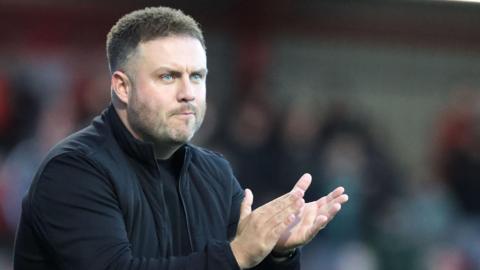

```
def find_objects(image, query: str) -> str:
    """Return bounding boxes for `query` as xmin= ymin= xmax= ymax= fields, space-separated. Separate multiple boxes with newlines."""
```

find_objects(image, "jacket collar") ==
xmin=104 ymin=104 xmax=190 ymax=166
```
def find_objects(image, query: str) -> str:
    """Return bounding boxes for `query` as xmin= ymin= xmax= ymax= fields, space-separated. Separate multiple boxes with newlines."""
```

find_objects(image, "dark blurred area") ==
xmin=1 ymin=0 xmax=480 ymax=269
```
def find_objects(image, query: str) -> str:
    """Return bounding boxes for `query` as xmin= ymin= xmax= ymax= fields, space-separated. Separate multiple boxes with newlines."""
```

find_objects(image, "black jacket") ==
xmin=14 ymin=105 xmax=300 ymax=270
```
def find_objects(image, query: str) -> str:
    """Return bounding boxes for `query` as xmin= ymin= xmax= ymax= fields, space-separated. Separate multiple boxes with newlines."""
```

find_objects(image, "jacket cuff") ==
xmin=262 ymin=248 xmax=301 ymax=270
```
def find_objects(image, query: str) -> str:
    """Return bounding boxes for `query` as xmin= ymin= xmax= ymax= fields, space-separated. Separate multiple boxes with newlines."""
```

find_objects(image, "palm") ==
xmin=274 ymin=187 xmax=348 ymax=252
xmin=276 ymin=202 xmax=318 ymax=248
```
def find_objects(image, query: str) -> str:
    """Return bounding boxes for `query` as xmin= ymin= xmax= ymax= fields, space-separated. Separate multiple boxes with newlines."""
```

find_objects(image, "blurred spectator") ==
xmin=375 ymin=173 xmax=457 ymax=270
xmin=454 ymin=218 xmax=480 ymax=270
xmin=191 ymin=102 xmax=221 ymax=147
xmin=0 ymin=71 xmax=41 ymax=154
xmin=216 ymin=95 xmax=280 ymax=207
xmin=334 ymin=241 xmax=379 ymax=270
xmin=435 ymin=88 xmax=480 ymax=216
xmin=0 ymin=95 xmax=76 ymax=235
xmin=275 ymin=97 xmax=323 ymax=202
xmin=422 ymin=244 xmax=469 ymax=270
xmin=303 ymin=240 xmax=379 ymax=270
xmin=0 ymin=74 xmax=12 ymax=154
xmin=71 ymin=67 xmax=110 ymax=127
xmin=314 ymin=101 xmax=401 ymax=242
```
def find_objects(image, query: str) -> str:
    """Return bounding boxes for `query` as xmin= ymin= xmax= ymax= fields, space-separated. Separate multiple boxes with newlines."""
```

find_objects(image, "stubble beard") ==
xmin=127 ymin=98 xmax=206 ymax=147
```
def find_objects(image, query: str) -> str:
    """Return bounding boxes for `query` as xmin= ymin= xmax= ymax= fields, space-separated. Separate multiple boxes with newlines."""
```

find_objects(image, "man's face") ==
xmin=126 ymin=35 xmax=207 ymax=146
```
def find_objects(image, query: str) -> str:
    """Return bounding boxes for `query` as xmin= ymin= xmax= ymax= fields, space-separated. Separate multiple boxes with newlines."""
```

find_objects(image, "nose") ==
xmin=177 ymin=76 xmax=195 ymax=102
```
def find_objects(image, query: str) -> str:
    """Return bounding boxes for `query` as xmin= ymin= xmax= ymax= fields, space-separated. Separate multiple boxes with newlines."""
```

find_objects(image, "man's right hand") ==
xmin=229 ymin=174 xmax=311 ymax=269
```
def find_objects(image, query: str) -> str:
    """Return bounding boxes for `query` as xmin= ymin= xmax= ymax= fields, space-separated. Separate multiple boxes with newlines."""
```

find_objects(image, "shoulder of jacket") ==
xmin=37 ymin=121 xmax=119 ymax=178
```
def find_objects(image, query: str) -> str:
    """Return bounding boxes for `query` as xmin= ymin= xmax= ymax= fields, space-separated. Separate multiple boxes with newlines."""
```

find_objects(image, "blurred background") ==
xmin=1 ymin=0 xmax=480 ymax=269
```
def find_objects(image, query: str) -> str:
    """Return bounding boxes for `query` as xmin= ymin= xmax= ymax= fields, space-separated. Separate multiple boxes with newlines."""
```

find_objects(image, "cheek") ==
xmin=196 ymin=87 xmax=207 ymax=103
xmin=136 ymin=87 xmax=167 ymax=111
xmin=196 ymin=96 xmax=207 ymax=114
xmin=132 ymin=93 xmax=162 ymax=123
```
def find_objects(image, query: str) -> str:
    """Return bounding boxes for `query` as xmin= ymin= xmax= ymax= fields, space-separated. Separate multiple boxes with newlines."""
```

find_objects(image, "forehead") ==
xmin=136 ymin=35 xmax=207 ymax=70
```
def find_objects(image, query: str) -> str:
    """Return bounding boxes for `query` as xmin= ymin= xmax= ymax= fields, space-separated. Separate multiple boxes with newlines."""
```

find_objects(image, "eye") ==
xmin=160 ymin=73 xmax=174 ymax=82
xmin=190 ymin=73 xmax=204 ymax=82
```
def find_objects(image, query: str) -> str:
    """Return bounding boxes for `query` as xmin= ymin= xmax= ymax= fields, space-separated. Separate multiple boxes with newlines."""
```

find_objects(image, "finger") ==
xmin=309 ymin=199 xmax=347 ymax=240
xmin=316 ymin=187 xmax=346 ymax=207
xmin=336 ymin=194 xmax=349 ymax=204
xmin=262 ymin=173 xmax=312 ymax=212
xmin=257 ymin=183 xmax=305 ymax=220
xmin=292 ymin=173 xmax=312 ymax=194
xmin=326 ymin=186 xmax=345 ymax=202
xmin=253 ymin=174 xmax=313 ymax=226
xmin=270 ymin=213 xmax=297 ymax=241
xmin=240 ymin=188 xmax=253 ymax=221
xmin=310 ymin=215 xmax=329 ymax=236
xmin=328 ymin=203 xmax=342 ymax=216
xmin=295 ymin=204 xmax=317 ymax=236
xmin=321 ymin=202 xmax=342 ymax=223
xmin=319 ymin=193 xmax=349 ymax=208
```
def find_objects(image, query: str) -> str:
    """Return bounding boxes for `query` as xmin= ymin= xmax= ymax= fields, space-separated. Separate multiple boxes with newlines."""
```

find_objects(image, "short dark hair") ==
xmin=106 ymin=6 xmax=205 ymax=74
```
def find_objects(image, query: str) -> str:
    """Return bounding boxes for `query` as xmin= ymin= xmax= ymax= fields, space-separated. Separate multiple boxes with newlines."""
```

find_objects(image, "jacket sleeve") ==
xmin=227 ymin=173 xmax=301 ymax=270
xmin=227 ymin=175 xmax=243 ymax=240
xmin=26 ymin=153 xmax=240 ymax=270
xmin=253 ymin=250 xmax=301 ymax=270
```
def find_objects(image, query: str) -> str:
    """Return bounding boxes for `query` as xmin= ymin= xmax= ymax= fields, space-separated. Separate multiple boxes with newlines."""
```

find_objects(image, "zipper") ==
xmin=178 ymin=146 xmax=194 ymax=252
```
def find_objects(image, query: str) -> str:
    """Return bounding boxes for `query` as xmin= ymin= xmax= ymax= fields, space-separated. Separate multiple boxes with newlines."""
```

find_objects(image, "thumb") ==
xmin=240 ymin=188 xmax=253 ymax=221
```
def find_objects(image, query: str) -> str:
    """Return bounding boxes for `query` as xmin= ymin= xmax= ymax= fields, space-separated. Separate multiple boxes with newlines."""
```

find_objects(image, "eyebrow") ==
xmin=152 ymin=66 xmax=208 ymax=75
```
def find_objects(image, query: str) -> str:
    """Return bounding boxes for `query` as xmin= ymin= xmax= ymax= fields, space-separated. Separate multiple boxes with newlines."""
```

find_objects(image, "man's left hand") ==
xmin=273 ymin=177 xmax=349 ymax=254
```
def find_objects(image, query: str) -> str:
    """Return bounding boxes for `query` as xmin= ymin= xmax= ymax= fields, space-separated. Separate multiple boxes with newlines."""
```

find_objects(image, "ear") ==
xmin=111 ymin=70 xmax=132 ymax=105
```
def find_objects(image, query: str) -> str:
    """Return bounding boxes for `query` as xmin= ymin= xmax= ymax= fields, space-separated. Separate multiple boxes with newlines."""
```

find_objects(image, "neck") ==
xmin=153 ymin=143 xmax=182 ymax=160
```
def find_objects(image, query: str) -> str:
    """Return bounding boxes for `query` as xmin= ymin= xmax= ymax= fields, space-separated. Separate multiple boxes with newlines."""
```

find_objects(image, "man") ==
xmin=13 ymin=6 xmax=348 ymax=270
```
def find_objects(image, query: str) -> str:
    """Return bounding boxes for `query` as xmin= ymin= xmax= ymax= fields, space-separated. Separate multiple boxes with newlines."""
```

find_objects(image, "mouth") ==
xmin=172 ymin=111 xmax=196 ymax=119
xmin=176 ymin=111 xmax=195 ymax=115
xmin=170 ymin=104 xmax=197 ymax=119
